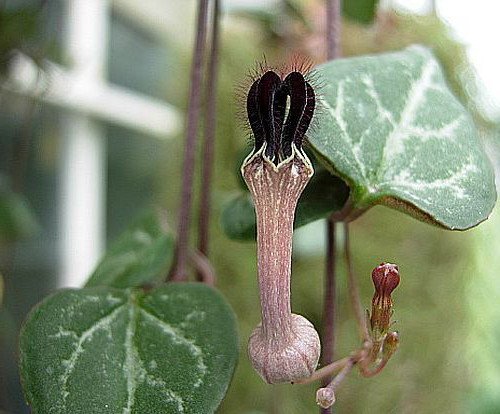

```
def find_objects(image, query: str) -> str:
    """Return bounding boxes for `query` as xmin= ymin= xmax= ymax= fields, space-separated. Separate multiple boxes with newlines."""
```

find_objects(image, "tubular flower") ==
xmin=242 ymin=68 xmax=320 ymax=383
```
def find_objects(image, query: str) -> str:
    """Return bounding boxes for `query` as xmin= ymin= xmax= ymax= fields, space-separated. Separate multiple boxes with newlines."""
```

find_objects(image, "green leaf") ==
xmin=86 ymin=211 xmax=174 ymax=288
xmin=221 ymin=169 xmax=349 ymax=241
xmin=309 ymin=46 xmax=496 ymax=230
xmin=0 ymin=187 xmax=39 ymax=243
xmin=221 ymin=192 xmax=256 ymax=241
xmin=0 ymin=5 xmax=43 ymax=75
xmin=20 ymin=283 xmax=238 ymax=414
xmin=342 ymin=0 xmax=379 ymax=25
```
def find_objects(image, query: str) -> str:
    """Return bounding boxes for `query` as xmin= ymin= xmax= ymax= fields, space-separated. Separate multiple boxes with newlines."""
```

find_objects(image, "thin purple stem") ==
xmin=327 ymin=357 xmax=355 ymax=391
xmin=198 ymin=0 xmax=220 ymax=264
xmin=344 ymin=222 xmax=370 ymax=341
xmin=322 ymin=0 xmax=341 ymax=412
xmin=170 ymin=0 xmax=210 ymax=282
xmin=321 ymin=217 xmax=336 ymax=400
xmin=190 ymin=249 xmax=216 ymax=286
xmin=321 ymin=218 xmax=336 ymax=414
xmin=326 ymin=0 xmax=341 ymax=60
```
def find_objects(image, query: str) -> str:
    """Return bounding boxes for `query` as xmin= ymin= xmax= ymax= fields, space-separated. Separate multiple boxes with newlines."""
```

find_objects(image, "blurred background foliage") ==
xmin=0 ymin=0 xmax=499 ymax=413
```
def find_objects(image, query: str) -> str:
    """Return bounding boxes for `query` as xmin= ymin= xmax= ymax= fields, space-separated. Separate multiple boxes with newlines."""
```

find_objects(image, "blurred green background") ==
xmin=1 ymin=1 xmax=500 ymax=413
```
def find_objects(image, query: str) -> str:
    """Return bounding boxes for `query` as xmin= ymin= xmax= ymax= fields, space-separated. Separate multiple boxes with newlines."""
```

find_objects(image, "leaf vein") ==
xmin=60 ymin=303 xmax=126 ymax=409
xmin=139 ymin=308 xmax=208 ymax=388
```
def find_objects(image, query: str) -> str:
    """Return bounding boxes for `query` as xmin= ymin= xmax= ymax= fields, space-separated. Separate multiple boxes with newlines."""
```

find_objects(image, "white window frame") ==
xmin=5 ymin=0 xmax=182 ymax=287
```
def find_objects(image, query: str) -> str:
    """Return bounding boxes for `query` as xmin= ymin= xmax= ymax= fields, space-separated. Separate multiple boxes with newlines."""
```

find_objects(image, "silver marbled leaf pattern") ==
xmin=310 ymin=46 xmax=496 ymax=229
xmin=19 ymin=284 xmax=238 ymax=414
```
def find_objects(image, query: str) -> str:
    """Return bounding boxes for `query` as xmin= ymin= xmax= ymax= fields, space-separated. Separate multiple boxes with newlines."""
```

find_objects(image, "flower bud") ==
xmin=316 ymin=387 xmax=336 ymax=409
xmin=382 ymin=331 xmax=399 ymax=360
xmin=370 ymin=263 xmax=400 ymax=340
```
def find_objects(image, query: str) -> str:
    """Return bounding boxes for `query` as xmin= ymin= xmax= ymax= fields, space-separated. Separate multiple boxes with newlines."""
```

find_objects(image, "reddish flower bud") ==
xmin=372 ymin=263 xmax=400 ymax=298
xmin=370 ymin=263 xmax=400 ymax=340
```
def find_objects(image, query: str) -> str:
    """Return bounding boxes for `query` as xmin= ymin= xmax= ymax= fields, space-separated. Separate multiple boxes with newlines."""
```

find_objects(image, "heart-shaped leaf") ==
xmin=20 ymin=283 xmax=238 ymax=414
xmin=86 ymin=211 xmax=174 ymax=288
xmin=309 ymin=46 xmax=496 ymax=230
xmin=343 ymin=0 xmax=379 ymax=25
xmin=221 ymin=169 xmax=349 ymax=241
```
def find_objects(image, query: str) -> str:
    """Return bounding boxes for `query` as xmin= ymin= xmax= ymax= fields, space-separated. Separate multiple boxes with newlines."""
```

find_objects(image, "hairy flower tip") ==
xmin=248 ymin=314 xmax=321 ymax=384
xmin=372 ymin=263 xmax=400 ymax=298
xmin=246 ymin=68 xmax=315 ymax=165
xmin=316 ymin=387 xmax=336 ymax=409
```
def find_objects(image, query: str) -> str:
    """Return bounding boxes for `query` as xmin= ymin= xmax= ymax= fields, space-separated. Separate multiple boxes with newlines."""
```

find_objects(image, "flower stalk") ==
xmin=300 ymin=263 xmax=401 ymax=409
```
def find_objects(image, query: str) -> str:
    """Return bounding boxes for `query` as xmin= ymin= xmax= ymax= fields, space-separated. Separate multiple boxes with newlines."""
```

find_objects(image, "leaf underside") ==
xmin=20 ymin=283 xmax=238 ymax=414
xmin=309 ymin=46 xmax=496 ymax=230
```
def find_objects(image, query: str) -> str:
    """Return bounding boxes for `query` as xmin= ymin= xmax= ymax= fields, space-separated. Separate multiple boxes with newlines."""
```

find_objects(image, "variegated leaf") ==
xmin=309 ymin=46 xmax=496 ymax=229
xmin=19 ymin=284 xmax=238 ymax=414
